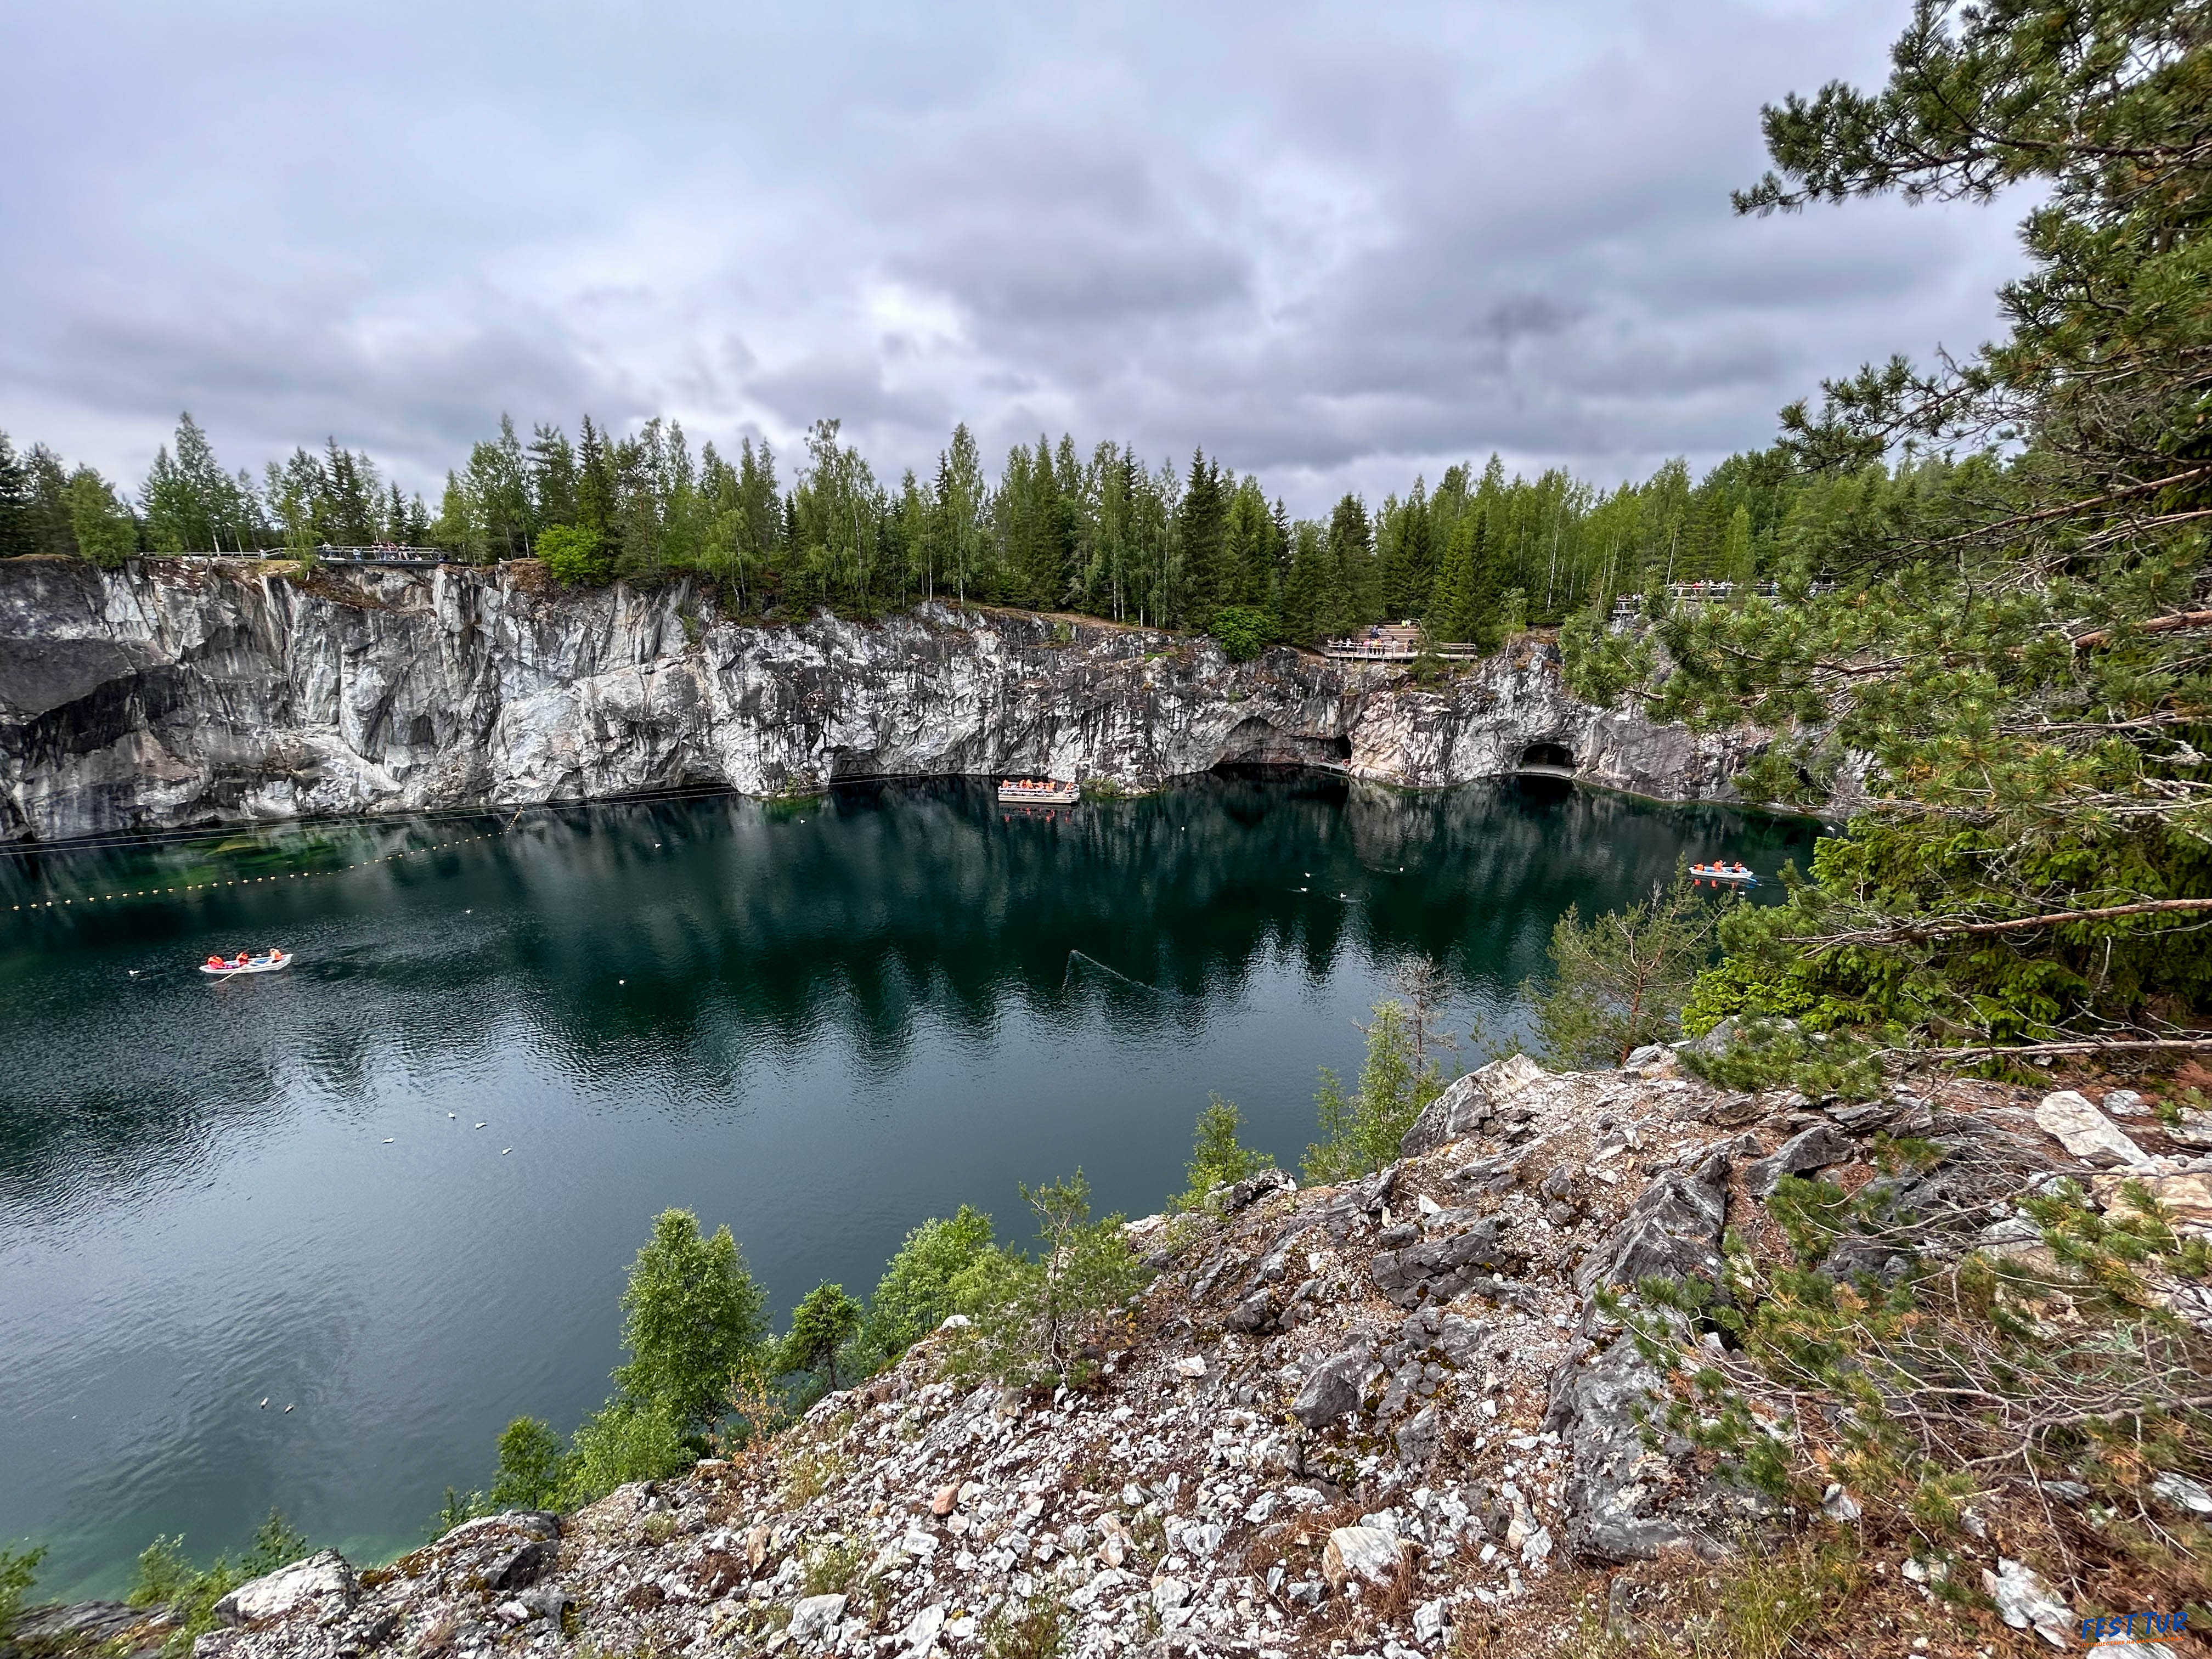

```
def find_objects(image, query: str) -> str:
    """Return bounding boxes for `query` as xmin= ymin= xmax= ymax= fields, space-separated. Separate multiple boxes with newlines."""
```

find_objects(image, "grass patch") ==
xmin=780 ymin=1443 xmax=855 ymax=1506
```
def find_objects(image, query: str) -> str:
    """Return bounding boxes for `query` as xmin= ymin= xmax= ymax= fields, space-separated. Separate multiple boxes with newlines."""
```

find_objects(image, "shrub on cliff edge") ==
xmin=946 ymin=1171 xmax=1146 ymax=1385
xmin=538 ymin=523 xmax=611 ymax=586
xmin=0 ymin=1543 xmax=44 ymax=1642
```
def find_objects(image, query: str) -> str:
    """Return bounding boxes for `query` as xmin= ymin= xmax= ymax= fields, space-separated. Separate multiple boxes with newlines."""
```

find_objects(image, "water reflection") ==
xmin=0 ymin=772 xmax=1816 ymax=1596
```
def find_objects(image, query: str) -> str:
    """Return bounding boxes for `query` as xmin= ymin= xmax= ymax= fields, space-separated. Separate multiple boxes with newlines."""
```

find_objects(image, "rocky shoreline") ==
xmin=16 ymin=1056 xmax=2204 ymax=1659
xmin=0 ymin=558 xmax=1768 ymax=843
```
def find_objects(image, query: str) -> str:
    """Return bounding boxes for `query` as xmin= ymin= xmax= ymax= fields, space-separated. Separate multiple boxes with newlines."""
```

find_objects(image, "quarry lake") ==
xmin=0 ymin=772 xmax=1816 ymax=1596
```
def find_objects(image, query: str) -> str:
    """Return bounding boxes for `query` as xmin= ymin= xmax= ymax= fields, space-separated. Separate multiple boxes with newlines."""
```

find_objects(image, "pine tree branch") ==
xmin=2071 ymin=610 xmax=2212 ymax=652
xmin=1885 ymin=1036 xmax=2212 ymax=1059
xmin=1925 ymin=465 xmax=2211 ymax=550
xmin=1797 ymin=897 xmax=2212 ymax=948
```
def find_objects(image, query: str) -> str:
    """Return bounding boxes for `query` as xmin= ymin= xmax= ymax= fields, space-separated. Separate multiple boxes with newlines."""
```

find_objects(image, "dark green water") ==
xmin=0 ymin=772 xmax=1815 ymax=1596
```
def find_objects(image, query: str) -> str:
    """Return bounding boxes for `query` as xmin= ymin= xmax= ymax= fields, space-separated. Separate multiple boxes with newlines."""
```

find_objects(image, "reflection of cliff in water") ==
xmin=0 ymin=775 xmax=1819 ymax=1214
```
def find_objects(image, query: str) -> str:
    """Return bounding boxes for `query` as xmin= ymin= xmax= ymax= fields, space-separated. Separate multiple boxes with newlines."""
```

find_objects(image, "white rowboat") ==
xmin=201 ymin=951 xmax=294 ymax=977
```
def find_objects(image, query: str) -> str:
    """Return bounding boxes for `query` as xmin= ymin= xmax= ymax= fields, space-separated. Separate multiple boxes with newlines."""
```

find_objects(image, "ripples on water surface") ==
xmin=0 ymin=772 xmax=1816 ymax=1594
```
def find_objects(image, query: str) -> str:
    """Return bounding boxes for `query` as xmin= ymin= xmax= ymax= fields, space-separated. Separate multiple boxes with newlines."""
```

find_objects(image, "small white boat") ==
xmin=997 ymin=778 xmax=1080 ymax=805
xmin=200 ymin=950 xmax=294 ymax=977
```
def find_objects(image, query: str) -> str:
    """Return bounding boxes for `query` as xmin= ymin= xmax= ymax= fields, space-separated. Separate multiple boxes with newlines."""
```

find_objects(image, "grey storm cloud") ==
xmin=0 ymin=0 xmax=2029 ymax=513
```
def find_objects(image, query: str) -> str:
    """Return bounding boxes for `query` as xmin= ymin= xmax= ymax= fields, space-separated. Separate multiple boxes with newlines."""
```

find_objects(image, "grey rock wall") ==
xmin=0 ymin=557 xmax=1769 ymax=842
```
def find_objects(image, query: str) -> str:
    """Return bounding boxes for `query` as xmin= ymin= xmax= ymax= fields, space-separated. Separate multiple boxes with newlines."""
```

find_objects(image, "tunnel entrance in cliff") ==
xmin=1212 ymin=718 xmax=1352 ymax=773
xmin=1517 ymin=740 xmax=1575 ymax=772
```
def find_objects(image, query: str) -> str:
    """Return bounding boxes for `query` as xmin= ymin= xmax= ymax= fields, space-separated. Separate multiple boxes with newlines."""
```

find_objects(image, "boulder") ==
xmin=787 ymin=1594 xmax=848 ymax=1645
xmin=1222 ymin=1289 xmax=1277 ymax=1333
xmin=1742 ymin=1124 xmax=1853 ymax=1199
xmin=1218 ymin=1167 xmax=1296 ymax=1212
xmin=1550 ymin=1338 xmax=1708 ymax=1562
xmin=1395 ymin=1404 xmax=1441 ymax=1471
xmin=484 ymin=1540 xmax=550 ymax=1594
xmin=1679 ymin=1016 xmax=1741 ymax=1058
xmin=213 ymin=1552 xmax=356 ymax=1628
xmin=1577 ymin=1149 xmax=1730 ymax=1299
xmin=2094 ymin=1170 xmax=2212 ymax=1233
xmin=897 ymin=1605 xmax=946 ymax=1656
xmin=1320 ymin=1527 xmax=1406 ymax=1590
xmin=2035 ymin=1090 xmax=2152 ymax=1169
xmin=1980 ymin=1558 xmax=2072 ymax=1646
xmin=1290 ymin=1346 xmax=1371 ymax=1429
xmin=1370 ymin=1218 xmax=1511 ymax=1308
xmin=1401 ymin=1054 xmax=1547 ymax=1158
xmin=1550 ymin=1154 xmax=1745 ymax=1564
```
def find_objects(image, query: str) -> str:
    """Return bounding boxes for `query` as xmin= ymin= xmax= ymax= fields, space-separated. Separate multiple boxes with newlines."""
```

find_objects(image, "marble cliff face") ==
xmin=0 ymin=558 xmax=1767 ymax=842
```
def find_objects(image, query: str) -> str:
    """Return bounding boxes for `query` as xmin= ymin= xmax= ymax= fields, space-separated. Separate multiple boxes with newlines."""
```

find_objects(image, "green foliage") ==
xmin=1637 ymin=1149 xmax=2212 ymax=1601
xmin=1645 ymin=0 xmax=2212 ymax=1052
xmin=1531 ymin=873 xmax=1724 ymax=1068
xmin=129 ymin=1512 xmax=308 ymax=1656
xmin=0 ymin=1543 xmax=44 ymax=1641
xmin=1208 ymin=605 xmax=1273 ymax=662
xmin=614 ymin=1209 xmax=769 ymax=1431
xmin=859 ymin=1205 xmax=995 ymax=1363
xmin=1679 ymin=1016 xmax=1884 ymax=1101
xmin=430 ymin=1487 xmax=484 ymax=1537
xmin=537 ymin=523 xmax=611 ymax=586
xmin=946 ymin=1171 xmax=1147 ymax=1385
xmin=65 ymin=468 xmax=137 ymax=567
xmin=563 ymin=1396 xmax=692 ymax=1505
xmin=1172 ymin=1094 xmax=1273 ymax=1211
xmin=1559 ymin=605 xmax=1658 ymax=706
xmin=799 ymin=1537 xmax=869 ymax=1598
xmin=489 ymin=1417 xmax=571 ymax=1511
xmin=982 ymin=1588 xmax=1070 ymax=1659
xmin=1303 ymin=999 xmax=1442 ymax=1182
xmin=0 ymin=433 xmax=35 ymax=560
xmin=780 ymin=1441 xmax=855 ymax=1506
xmin=780 ymin=1282 xmax=864 ymax=1391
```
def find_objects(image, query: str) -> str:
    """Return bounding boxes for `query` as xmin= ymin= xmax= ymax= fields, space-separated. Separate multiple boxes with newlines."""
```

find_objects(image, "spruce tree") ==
xmin=1176 ymin=449 xmax=1227 ymax=627
xmin=1325 ymin=493 xmax=1373 ymax=635
xmin=0 ymin=433 xmax=38 ymax=558
xmin=575 ymin=416 xmax=621 ymax=563
xmin=27 ymin=445 xmax=75 ymax=557
xmin=527 ymin=424 xmax=578 ymax=528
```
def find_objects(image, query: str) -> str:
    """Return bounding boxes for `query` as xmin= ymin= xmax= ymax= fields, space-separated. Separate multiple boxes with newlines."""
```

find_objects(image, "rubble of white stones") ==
xmin=151 ymin=1052 xmax=2203 ymax=1659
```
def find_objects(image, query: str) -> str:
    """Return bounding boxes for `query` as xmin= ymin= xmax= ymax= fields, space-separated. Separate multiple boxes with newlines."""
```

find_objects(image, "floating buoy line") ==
xmin=9 ymin=826 xmax=506 ymax=912
xmin=2 ymin=780 xmax=800 ymax=920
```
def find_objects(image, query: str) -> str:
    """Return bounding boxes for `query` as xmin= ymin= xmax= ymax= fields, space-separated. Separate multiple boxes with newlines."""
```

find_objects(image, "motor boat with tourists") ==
xmin=997 ymin=777 xmax=1080 ymax=805
xmin=201 ymin=949 xmax=293 ymax=977
xmin=1689 ymin=862 xmax=1758 ymax=886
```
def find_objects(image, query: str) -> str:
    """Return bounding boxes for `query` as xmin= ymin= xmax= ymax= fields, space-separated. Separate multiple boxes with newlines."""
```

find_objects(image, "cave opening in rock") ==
xmin=1518 ymin=741 xmax=1575 ymax=771
xmin=1213 ymin=719 xmax=1352 ymax=770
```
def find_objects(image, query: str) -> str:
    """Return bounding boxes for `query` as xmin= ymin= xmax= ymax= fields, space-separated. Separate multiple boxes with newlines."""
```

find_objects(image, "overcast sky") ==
xmin=0 ymin=1 xmax=2027 ymax=514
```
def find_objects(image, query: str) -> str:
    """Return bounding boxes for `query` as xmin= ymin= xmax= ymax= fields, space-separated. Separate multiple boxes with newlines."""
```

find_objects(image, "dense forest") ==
xmin=0 ymin=405 xmax=1926 ymax=651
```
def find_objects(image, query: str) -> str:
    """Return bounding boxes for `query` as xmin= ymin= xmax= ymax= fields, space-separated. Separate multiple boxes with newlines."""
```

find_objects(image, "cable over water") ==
xmin=1063 ymin=948 xmax=1174 ymax=997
